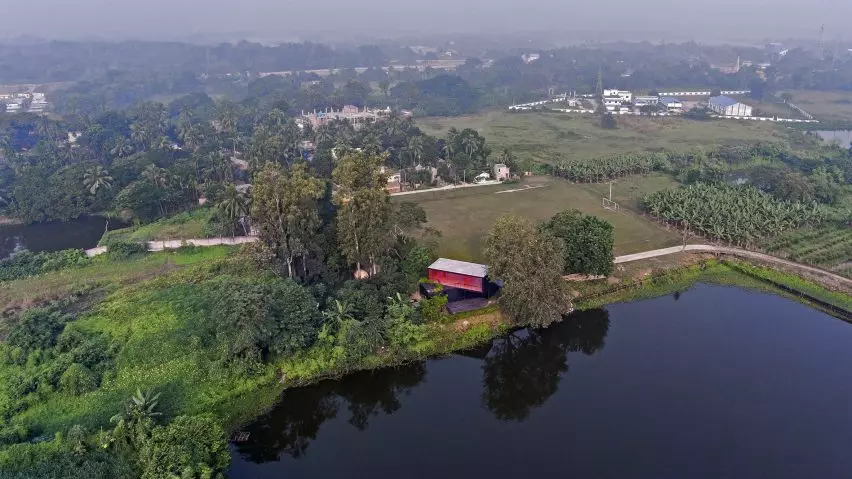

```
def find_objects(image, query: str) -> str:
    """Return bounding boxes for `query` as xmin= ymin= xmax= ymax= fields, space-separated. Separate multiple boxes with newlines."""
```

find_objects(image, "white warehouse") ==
xmin=708 ymin=95 xmax=752 ymax=117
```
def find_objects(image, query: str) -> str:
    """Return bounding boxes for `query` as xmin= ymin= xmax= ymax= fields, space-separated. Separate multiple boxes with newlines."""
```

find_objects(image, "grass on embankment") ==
xmin=0 ymin=246 xmax=233 ymax=321
xmin=99 ymin=208 xmax=214 ymax=245
xmin=575 ymin=259 xmax=852 ymax=314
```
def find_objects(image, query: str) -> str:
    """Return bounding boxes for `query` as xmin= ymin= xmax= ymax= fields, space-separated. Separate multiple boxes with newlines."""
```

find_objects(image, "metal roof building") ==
xmin=427 ymin=258 xmax=489 ymax=293
xmin=709 ymin=95 xmax=753 ymax=117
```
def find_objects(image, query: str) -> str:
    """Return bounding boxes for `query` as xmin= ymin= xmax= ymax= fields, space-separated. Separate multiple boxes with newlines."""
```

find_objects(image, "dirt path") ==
xmin=615 ymin=245 xmax=852 ymax=291
xmin=85 ymin=236 xmax=259 ymax=257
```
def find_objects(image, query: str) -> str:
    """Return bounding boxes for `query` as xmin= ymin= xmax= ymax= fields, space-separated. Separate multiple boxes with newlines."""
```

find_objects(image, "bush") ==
xmin=0 ymin=424 xmax=29 ymax=446
xmin=7 ymin=308 xmax=67 ymax=353
xmin=419 ymin=293 xmax=448 ymax=323
xmin=0 ymin=249 xmax=89 ymax=282
xmin=138 ymin=415 xmax=230 ymax=479
xmin=106 ymin=240 xmax=148 ymax=260
xmin=58 ymin=363 xmax=98 ymax=395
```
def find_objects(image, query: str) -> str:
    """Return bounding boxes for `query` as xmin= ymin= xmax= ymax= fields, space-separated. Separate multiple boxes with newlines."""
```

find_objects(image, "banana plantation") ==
xmin=642 ymin=183 xmax=827 ymax=247
xmin=553 ymin=152 xmax=670 ymax=182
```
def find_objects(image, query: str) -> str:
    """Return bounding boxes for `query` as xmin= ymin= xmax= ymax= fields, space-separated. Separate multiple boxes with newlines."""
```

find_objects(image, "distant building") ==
xmin=708 ymin=96 xmax=752 ymax=116
xmin=659 ymin=97 xmax=683 ymax=112
xmin=603 ymin=89 xmax=633 ymax=103
xmin=603 ymin=97 xmax=623 ymax=112
xmin=493 ymin=163 xmax=510 ymax=181
xmin=522 ymin=53 xmax=540 ymax=64
xmin=634 ymin=96 xmax=659 ymax=107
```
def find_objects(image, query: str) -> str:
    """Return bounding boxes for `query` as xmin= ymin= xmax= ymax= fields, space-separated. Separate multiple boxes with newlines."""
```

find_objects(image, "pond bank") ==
xmin=225 ymin=258 xmax=851 ymax=435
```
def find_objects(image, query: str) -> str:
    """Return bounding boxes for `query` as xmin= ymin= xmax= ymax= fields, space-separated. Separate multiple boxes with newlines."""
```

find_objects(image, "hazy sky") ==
xmin=7 ymin=0 xmax=852 ymax=43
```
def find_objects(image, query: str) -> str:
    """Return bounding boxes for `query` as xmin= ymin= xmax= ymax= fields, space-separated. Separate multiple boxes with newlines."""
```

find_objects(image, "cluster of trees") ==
xmin=0 ymin=86 xmax=498 ymax=226
xmin=642 ymin=183 xmax=827 ymax=247
xmin=483 ymin=210 xmax=615 ymax=328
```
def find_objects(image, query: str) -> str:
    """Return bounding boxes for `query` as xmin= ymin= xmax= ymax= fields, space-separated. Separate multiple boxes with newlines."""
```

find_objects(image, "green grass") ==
xmin=398 ymin=175 xmax=680 ymax=262
xmin=0 ymin=246 xmax=233 ymax=318
xmin=785 ymin=90 xmax=852 ymax=122
xmin=99 ymin=208 xmax=213 ymax=245
xmin=418 ymin=110 xmax=786 ymax=166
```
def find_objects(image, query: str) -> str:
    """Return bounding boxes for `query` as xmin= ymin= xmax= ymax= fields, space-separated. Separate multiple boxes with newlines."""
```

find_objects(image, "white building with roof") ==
xmin=659 ymin=97 xmax=683 ymax=112
xmin=603 ymin=89 xmax=633 ymax=103
xmin=708 ymin=95 xmax=752 ymax=116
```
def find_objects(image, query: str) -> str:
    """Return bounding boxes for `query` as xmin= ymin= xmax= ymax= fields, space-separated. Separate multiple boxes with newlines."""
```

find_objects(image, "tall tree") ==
xmin=484 ymin=215 xmax=572 ymax=328
xmin=333 ymin=151 xmax=392 ymax=276
xmin=251 ymin=163 xmax=325 ymax=278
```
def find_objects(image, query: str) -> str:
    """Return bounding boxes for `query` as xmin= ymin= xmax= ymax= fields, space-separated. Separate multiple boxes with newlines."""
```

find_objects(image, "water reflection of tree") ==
xmin=234 ymin=386 xmax=340 ymax=463
xmin=234 ymin=363 xmax=427 ymax=463
xmin=481 ymin=308 xmax=610 ymax=421
xmin=337 ymin=363 xmax=427 ymax=430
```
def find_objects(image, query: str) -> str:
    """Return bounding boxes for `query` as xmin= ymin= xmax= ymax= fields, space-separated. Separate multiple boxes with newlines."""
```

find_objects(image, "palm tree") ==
xmin=141 ymin=164 xmax=168 ymax=187
xmin=461 ymin=133 xmax=479 ymax=183
xmin=323 ymin=300 xmax=355 ymax=328
xmin=109 ymin=388 xmax=162 ymax=428
xmin=407 ymin=136 xmax=424 ymax=166
xmin=83 ymin=165 xmax=113 ymax=195
xmin=218 ymin=184 xmax=249 ymax=237
xmin=109 ymin=137 xmax=133 ymax=158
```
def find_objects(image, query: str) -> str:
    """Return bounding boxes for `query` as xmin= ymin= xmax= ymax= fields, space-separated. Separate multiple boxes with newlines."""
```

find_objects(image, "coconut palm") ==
xmin=406 ymin=136 xmax=424 ymax=166
xmin=83 ymin=165 xmax=113 ymax=195
xmin=218 ymin=184 xmax=249 ymax=237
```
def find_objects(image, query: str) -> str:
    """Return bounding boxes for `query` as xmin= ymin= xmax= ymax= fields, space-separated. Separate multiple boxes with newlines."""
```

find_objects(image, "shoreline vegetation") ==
xmin=0 ymin=243 xmax=849 ymax=476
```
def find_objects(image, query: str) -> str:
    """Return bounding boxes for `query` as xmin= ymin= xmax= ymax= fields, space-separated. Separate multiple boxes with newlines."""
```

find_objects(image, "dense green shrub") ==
xmin=58 ymin=363 xmax=98 ymax=395
xmin=541 ymin=210 xmax=615 ymax=276
xmin=7 ymin=308 xmax=68 ymax=353
xmin=105 ymin=240 xmax=148 ymax=260
xmin=137 ymin=415 xmax=230 ymax=479
xmin=212 ymin=277 xmax=321 ymax=363
xmin=0 ymin=249 xmax=89 ymax=282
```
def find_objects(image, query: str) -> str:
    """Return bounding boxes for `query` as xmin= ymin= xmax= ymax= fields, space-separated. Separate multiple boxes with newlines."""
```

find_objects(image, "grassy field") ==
xmin=785 ymin=90 xmax=852 ymax=121
xmin=418 ymin=110 xmax=786 ymax=165
xmin=399 ymin=175 xmax=680 ymax=262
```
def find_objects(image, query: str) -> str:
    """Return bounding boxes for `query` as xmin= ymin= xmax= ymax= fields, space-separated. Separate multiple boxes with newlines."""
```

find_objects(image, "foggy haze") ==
xmin=4 ymin=0 xmax=852 ymax=44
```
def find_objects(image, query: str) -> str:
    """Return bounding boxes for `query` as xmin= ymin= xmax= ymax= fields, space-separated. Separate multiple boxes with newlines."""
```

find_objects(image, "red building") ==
xmin=427 ymin=258 xmax=489 ymax=293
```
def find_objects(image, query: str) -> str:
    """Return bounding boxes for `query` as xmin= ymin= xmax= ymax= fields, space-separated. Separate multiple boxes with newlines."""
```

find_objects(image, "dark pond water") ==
xmin=229 ymin=284 xmax=852 ymax=479
xmin=0 ymin=216 xmax=125 ymax=260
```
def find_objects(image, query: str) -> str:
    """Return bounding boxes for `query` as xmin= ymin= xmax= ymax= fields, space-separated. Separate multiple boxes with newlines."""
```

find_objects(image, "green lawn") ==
xmin=400 ymin=175 xmax=680 ymax=262
xmin=418 ymin=110 xmax=786 ymax=166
